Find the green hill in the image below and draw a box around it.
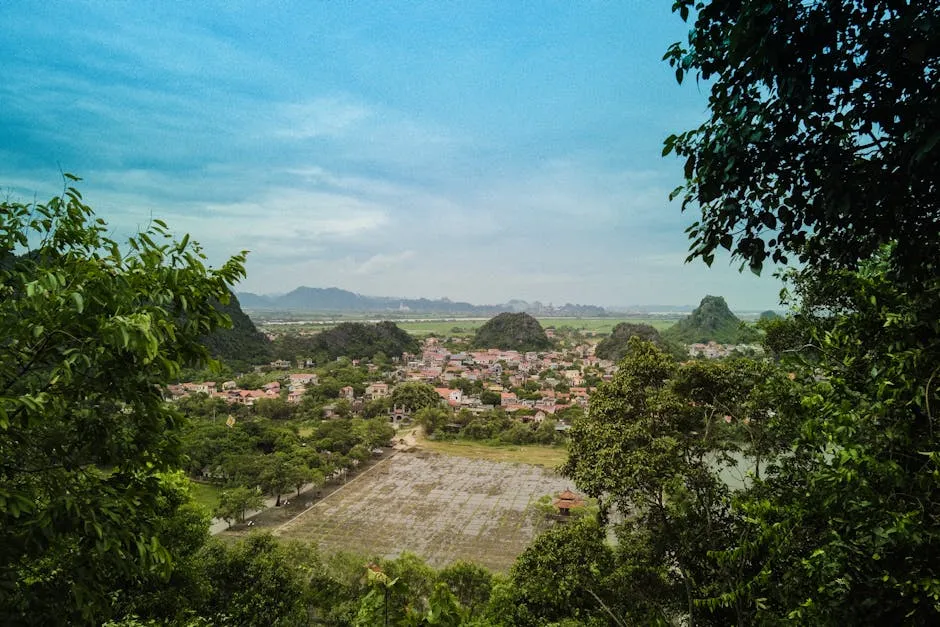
[662,295,761,344]
[595,322,686,361]
[471,312,553,351]
[296,321,420,363]
[201,293,271,369]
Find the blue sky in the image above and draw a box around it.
[1,0,783,310]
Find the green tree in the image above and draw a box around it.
[487,518,615,626]
[564,339,749,625]
[664,1,940,623]
[391,381,443,413]
[437,561,494,618]
[480,390,502,407]
[215,486,264,526]
[664,0,939,280]
[198,533,312,626]
[415,406,450,436]
[286,460,318,498]
[0,181,246,625]
[260,452,294,506]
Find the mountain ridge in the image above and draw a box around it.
[237,286,607,316]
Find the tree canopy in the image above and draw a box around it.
[655,1,940,622]
[595,321,686,362]
[664,0,939,279]
[0,180,247,624]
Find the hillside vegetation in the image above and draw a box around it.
[471,312,553,351]
[662,295,760,344]
[594,322,686,362]
[200,293,272,369]
[276,321,419,364]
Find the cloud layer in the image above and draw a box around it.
[0,1,783,309]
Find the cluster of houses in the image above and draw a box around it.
[688,341,761,358]
[167,336,622,425]
[166,372,319,406]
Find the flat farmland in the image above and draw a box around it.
[275,451,572,572]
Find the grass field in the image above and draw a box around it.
[255,313,681,337]
[382,317,678,337]
[414,434,567,468]
[189,480,221,512]
[275,451,572,571]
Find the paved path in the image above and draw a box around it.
[209,447,406,535]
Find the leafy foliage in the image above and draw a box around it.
[595,322,686,362]
[660,1,940,622]
[200,292,272,370]
[471,312,553,352]
[664,0,940,278]
[280,321,419,364]
[390,381,443,413]
[0,181,246,624]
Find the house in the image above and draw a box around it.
[339,386,355,400]
[233,389,268,406]
[365,382,390,400]
[270,359,292,370]
[500,392,518,407]
[434,387,462,407]
[288,373,318,386]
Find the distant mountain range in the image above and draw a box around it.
[237,286,607,316]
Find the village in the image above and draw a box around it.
[167,332,619,430]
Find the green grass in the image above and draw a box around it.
[414,433,568,468]
[253,315,680,339]
[189,480,222,512]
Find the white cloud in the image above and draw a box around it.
[355,250,416,274]
[276,97,373,139]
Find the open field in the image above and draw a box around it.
[189,480,221,511]
[414,435,567,468]
[275,451,572,572]
[252,315,680,337]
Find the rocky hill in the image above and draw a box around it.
[471,312,553,351]
[200,293,271,369]
[594,322,686,362]
[237,286,608,316]
[662,295,761,344]
[284,321,419,364]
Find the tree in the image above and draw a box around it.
[0,180,246,625]
[564,339,751,625]
[487,518,615,626]
[664,2,940,623]
[437,561,494,619]
[415,407,450,436]
[260,452,294,506]
[390,381,443,413]
[215,486,265,526]
[198,533,312,626]
[480,390,502,407]
[664,0,939,279]
[286,460,319,498]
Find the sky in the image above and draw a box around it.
[0,1,784,310]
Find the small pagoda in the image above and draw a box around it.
[553,489,585,517]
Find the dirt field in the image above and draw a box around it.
[274,450,572,572]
